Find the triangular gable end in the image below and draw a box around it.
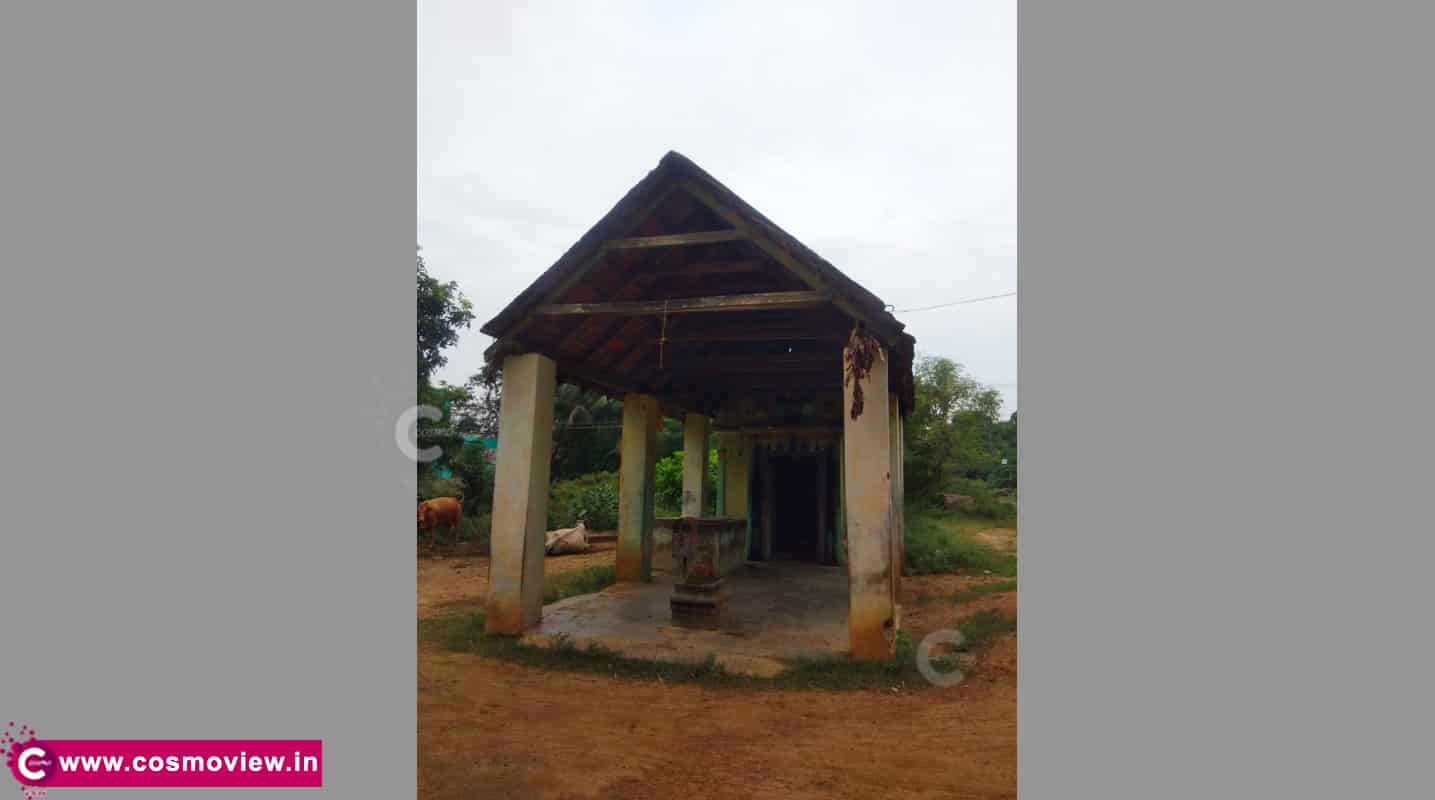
[481,151,914,415]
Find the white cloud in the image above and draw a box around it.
[420,0,1016,415]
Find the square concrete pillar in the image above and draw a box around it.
[759,448,774,560]
[681,413,711,518]
[889,393,906,604]
[485,353,556,635]
[616,393,660,582]
[816,450,830,564]
[836,431,847,565]
[843,344,896,660]
[718,432,751,521]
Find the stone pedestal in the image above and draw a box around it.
[670,578,729,630]
[669,517,742,629]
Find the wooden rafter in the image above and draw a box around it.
[602,229,746,250]
[675,178,905,348]
[553,277,649,356]
[562,202,718,366]
[482,183,680,363]
[536,291,828,317]
[611,330,658,376]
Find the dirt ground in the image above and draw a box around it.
[417,540,618,617]
[418,533,1017,800]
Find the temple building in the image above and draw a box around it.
[480,151,915,660]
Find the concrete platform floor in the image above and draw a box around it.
[520,562,850,677]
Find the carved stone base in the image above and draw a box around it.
[670,578,729,630]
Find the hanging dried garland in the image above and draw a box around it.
[843,322,884,420]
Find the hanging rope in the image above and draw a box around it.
[658,299,670,370]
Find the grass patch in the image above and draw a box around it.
[771,632,930,690]
[904,510,1017,577]
[954,609,1017,651]
[542,564,616,604]
[950,579,1018,604]
[419,612,943,691]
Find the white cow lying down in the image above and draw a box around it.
[544,521,588,555]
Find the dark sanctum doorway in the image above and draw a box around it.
[750,444,838,564]
[771,454,820,560]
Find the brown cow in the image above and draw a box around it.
[417,497,463,545]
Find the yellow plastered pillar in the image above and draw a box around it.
[681,413,711,518]
[617,394,660,582]
[720,432,751,521]
[485,353,556,635]
[843,345,895,660]
[889,393,906,608]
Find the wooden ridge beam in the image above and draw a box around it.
[602,229,746,250]
[639,259,764,277]
[536,291,829,317]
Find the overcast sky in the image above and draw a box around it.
[419,1,1016,416]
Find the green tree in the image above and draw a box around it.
[458,368,502,438]
[416,247,475,483]
[904,356,1006,500]
[550,384,623,480]
[989,412,1017,489]
[417,247,474,387]
[417,381,470,482]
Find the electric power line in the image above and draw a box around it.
[893,291,1016,314]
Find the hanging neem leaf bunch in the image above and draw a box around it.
[844,322,884,420]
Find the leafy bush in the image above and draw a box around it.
[571,482,618,530]
[965,495,1016,520]
[449,441,495,515]
[655,452,684,512]
[548,472,619,530]
[418,476,463,502]
[654,449,720,517]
